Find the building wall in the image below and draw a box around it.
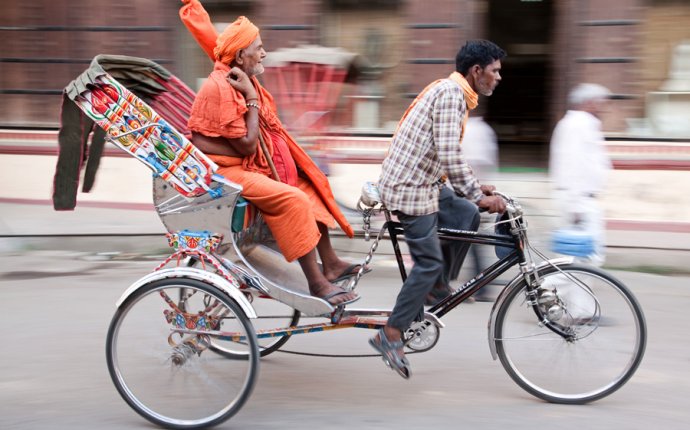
[638,2,690,93]
[1,0,177,127]
[2,0,688,141]
[550,0,644,134]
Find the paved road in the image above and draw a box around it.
[1,249,689,429]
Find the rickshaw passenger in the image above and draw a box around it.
[183,6,360,306]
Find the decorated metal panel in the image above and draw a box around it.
[71,73,220,198]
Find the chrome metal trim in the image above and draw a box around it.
[115,267,257,319]
[487,257,574,360]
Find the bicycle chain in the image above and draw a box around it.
[344,207,387,292]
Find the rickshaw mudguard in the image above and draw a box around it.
[487,256,575,360]
[115,267,257,319]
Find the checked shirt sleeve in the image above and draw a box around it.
[432,85,483,203]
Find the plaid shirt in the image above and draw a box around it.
[378,79,483,216]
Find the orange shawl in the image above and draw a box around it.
[181,0,354,237]
[395,71,478,141]
[188,61,277,178]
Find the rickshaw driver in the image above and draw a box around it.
[184,6,362,307]
[370,40,508,377]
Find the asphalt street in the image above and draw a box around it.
[1,248,689,430]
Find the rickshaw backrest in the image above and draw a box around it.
[62,55,222,199]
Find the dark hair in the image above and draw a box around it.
[455,40,506,75]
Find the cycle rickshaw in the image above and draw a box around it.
[55,55,647,429]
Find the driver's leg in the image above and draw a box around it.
[437,187,480,286]
[387,212,444,336]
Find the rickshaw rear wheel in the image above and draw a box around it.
[210,306,300,359]
[106,277,259,429]
[182,256,300,359]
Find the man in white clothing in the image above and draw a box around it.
[549,83,612,266]
[458,114,499,301]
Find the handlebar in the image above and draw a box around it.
[493,191,519,215]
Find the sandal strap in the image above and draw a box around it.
[377,328,404,350]
[321,290,348,301]
[370,329,411,378]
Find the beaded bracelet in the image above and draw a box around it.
[246,102,260,110]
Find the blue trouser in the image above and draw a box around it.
[387,188,480,333]
[438,187,481,284]
[387,211,444,333]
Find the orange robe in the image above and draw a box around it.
[181,0,353,262]
[208,156,333,262]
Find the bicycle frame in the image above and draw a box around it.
[377,203,583,344]
[380,210,521,319]
[147,187,581,349]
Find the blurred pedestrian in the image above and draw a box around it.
[457,113,499,301]
[369,40,507,378]
[549,83,612,266]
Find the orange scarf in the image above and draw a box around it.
[179,0,217,60]
[395,72,478,140]
[448,71,478,110]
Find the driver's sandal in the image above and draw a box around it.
[369,328,411,379]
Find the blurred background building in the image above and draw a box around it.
[2,0,690,165]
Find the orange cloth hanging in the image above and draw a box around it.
[179,0,217,61]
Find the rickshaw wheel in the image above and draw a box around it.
[182,256,301,359]
[209,305,300,359]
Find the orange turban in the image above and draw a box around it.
[214,16,259,65]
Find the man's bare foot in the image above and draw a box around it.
[323,260,367,283]
[309,281,359,306]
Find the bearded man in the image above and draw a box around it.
[181,0,361,306]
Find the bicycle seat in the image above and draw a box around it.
[359,181,384,209]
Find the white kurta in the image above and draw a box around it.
[549,110,612,265]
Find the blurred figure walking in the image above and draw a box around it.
[549,83,612,266]
[459,113,499,301]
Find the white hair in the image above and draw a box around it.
[567,83,611,107]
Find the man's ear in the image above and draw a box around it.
[471,64,482,77]
[235,49,244,65]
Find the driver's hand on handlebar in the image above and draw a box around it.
[480,184,496,196]
[478,195,506,214]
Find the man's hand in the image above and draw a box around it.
[227,67,258,99]
[477,195,506,214]
[480,184,496,196]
